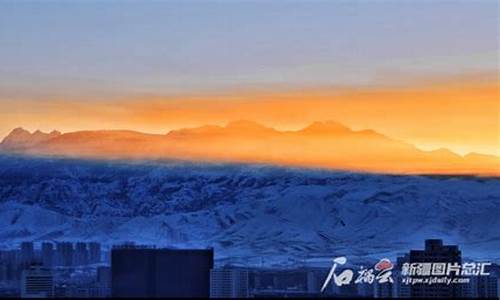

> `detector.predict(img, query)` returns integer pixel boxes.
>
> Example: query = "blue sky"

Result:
[0,0,497,98]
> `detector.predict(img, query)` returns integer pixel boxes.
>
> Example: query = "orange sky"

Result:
[1,74,498,156]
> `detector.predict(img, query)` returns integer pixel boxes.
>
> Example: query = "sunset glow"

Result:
[1,75,498,157]
[0,0,498,174]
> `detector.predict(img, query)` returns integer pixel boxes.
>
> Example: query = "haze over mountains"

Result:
[1,121,499,175]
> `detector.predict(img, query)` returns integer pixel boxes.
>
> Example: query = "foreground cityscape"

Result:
[0,239,497,298]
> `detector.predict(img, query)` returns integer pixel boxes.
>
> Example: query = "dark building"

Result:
[473,275,498,298]
[97,266,111,288]
[374,280,393,298]
[41,242,54,267]
[96,266,112,297]
[20,242,34,265]
[250,268,326,297]
[408,239,462,298]
[462,264,499,298]
[111,247,214,297]
[75,242,89,266]
[0,263,7,281]
[0,250,21,280]
[88,242,101,264]
[394,254,411,298]
[56,242,74,267]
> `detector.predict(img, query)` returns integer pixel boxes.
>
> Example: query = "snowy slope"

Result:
[0,154,499,266]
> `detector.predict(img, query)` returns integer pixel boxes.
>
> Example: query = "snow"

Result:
[0,154,499,266]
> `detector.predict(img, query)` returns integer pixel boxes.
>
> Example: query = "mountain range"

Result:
[1,121,498,175]
[0,155,499,266]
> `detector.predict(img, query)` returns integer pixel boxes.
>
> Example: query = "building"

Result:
[97,266,111,287]
[0,250,21,280]
[20,242,35,265]
[56,242,74,267]
[41,243,54,267]
[75,242,89,266]
[210,267,249,298]
[21,265,54,298]
[54,285,69,298]
[408,239,462,298]
[250,268,325,297]
[0,263,7,282]
[356,282,374,298]
[111,247,214,297]
[393,254,411,298]
[374,281,393,298]
[96,266,112,298]
[475,265,498,298]
[462,272,499,298]
[88,242,101,264]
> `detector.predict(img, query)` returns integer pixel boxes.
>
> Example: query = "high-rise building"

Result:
[97,266,111,288]
[0,263,7,282]
[356,282,374,298]
[306,271,318,294]
[21,265,54,298]
[75,242,89,266]
[88,242,101,264]
[210,267,249,298]
[41,243,54,267]
[96,266,112,297]
[111,247,214,297]
[374,280,393,298]
[56,242,74,267]
[20,242,35,265]
[462,272,498,298]
[476,267,498,298]
[394,254,411,298]
[408,239,462,298]
[1,250,21,280]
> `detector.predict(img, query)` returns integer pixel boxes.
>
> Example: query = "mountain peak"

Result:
[32,130,46,137]
[224,120,278,135]
[301,121,351,134]
[2,127,32,142]
[9,127,31,136]
[225,120,270,130]
[1,127,61,150]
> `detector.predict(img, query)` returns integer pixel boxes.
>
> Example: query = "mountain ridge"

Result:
[0,127,61,150]
[0,156,499,265]
[1,121,498,175]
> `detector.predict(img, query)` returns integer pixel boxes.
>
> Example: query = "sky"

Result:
[0,0,498,156]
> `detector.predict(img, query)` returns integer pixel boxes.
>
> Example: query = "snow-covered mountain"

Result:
[0,154,499,266]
